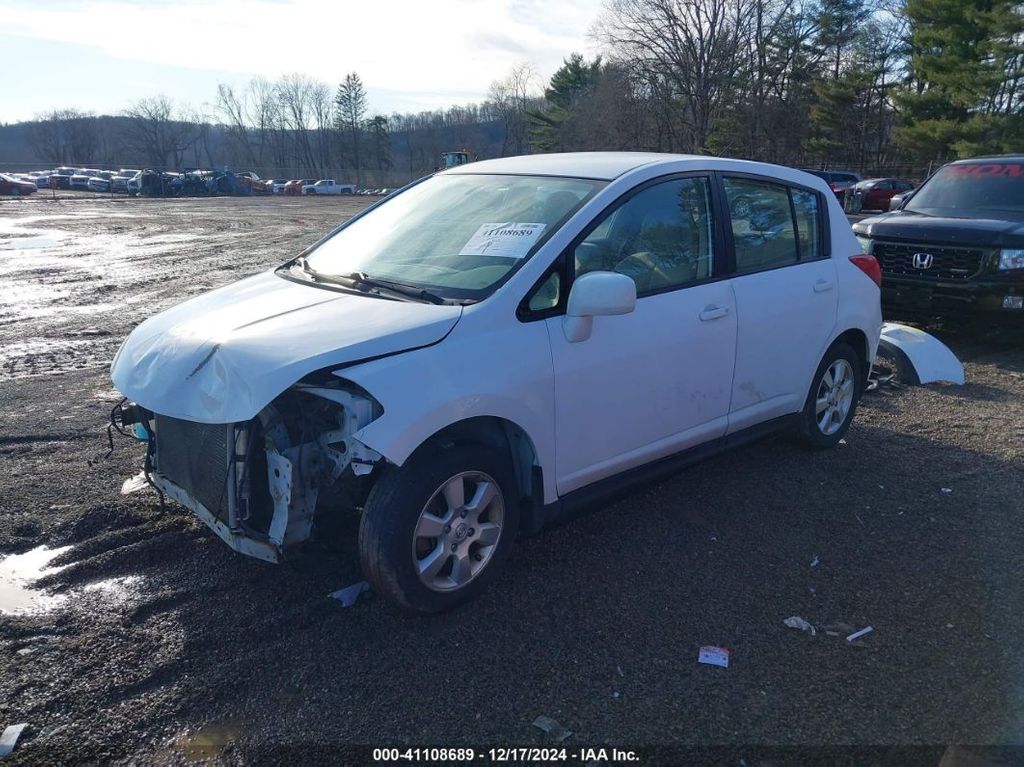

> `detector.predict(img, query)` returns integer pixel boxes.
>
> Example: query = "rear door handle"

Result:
[699,305,730,321]
[814,279,834,293]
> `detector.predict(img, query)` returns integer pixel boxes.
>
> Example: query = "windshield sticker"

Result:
[948,163,1024,178]
[459,222,546,259]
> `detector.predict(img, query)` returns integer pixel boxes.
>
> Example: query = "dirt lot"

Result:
[1,195,1022,763]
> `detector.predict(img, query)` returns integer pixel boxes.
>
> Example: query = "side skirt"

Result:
[525,414,799,534]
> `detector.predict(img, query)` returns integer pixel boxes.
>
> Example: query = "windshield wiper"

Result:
[333,271,447,305]
[289,259,447,304]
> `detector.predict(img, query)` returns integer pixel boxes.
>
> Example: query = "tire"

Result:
[358,442,519,613]
[797,341,862,449]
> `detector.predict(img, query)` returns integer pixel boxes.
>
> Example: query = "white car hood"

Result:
[111,270,462,423]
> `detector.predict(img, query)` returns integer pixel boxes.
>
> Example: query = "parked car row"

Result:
[4,167,142,193]
[3,166,385,199]
[269,179,385,195]
[802,169,918,212]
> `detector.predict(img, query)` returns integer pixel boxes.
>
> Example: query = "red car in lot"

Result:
[851,178,916,212]
[283,179,316,196]
[1,173,38,196]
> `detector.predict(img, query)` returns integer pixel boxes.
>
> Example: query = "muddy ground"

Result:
[0,195,1022,764]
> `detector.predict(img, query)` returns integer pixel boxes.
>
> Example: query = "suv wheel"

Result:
[798,341,861,449]
[358,443,519,613]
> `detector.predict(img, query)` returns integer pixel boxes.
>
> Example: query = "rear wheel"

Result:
[797,341,861,449]
[358,443,519,613]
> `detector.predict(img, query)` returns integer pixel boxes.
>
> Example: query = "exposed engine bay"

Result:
[115,380,383,562]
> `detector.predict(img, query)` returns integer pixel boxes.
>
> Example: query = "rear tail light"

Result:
[850,254,882,288]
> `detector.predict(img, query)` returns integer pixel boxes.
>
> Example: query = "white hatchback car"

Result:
[111,152,882,612]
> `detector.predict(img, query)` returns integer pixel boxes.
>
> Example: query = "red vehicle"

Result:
[283,179,316,195]
[236,171,268,195]
[850,178,916,212]
[0,173,38,196]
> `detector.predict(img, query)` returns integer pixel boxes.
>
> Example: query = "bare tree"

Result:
[488,63,541,155]
[123,96,203,168]
[28,109,100,164]
[596,0,754,151]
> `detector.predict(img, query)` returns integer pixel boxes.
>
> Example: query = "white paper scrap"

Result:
[459,222,546,259]
[0,724,27,757]
[698,646,729,668]
[846,626,874,642]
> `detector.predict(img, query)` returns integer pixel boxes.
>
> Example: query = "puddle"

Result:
[0,545,73,615]
[1,546,145,615]
[174,719,242,762]
[0,232,66,250]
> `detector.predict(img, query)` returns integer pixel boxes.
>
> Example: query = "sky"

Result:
[0,0,607,124]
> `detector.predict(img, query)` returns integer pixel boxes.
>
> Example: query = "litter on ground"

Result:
[698,646,729,668]
[783,616,817,636]
[810,555,820,568]
[847,626,874,642]
[532,716,572,742]
[120,472,150,495]
[328,581,369,607]
[0,724,27,758]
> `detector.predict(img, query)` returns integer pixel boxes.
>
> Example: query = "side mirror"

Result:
[563,271,637,343]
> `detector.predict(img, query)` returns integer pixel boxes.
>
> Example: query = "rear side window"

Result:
[791,188,822,260]
[723,178,798,274]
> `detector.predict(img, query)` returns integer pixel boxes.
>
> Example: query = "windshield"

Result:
[907,162,1024,218]
[301,173,604,300]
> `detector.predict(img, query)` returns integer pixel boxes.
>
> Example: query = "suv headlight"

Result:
[855,235,873,254]
[998,249,1024,271]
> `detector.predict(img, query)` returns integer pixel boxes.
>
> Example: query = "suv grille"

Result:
[154,415,231,520]
[873,241,986,280]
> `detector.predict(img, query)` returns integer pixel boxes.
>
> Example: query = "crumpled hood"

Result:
[111,270,462,423]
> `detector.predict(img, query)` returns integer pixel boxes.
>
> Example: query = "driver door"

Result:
[538,176,738,495]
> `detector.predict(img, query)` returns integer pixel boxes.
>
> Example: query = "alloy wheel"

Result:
[412,471,504,592]
[815,359,855,436]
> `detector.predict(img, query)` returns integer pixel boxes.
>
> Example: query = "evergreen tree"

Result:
[896,0,1024,160]
[334,72,368,185]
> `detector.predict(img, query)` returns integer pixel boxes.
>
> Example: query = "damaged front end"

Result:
[118,380,383,563]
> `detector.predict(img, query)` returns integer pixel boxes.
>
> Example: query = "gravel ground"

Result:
[0,195,1022,764]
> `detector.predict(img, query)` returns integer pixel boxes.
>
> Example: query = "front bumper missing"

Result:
[151,472,283,563]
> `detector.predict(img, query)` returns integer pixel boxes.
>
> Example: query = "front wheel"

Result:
[358,443,519,613]
[797,341,861,449]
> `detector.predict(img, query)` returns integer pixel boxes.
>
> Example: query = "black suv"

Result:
[852,156,1024,319]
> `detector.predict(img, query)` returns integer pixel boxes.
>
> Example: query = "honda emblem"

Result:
[912,252,934,269]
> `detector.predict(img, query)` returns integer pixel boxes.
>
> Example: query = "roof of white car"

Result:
[444,152,836,194]
[444,152,708,180]
[447,151,816,181]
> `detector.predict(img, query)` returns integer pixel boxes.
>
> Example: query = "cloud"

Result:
[0,0,604,110]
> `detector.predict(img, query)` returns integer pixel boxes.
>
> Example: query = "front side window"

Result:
[573,176,715,295]
[302,174,604,300]
[724,178,798,273]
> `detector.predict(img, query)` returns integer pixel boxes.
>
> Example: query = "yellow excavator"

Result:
[439,151,472,170]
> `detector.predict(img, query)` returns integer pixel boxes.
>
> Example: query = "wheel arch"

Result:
[403,416,544,533]
[831,327,871,390]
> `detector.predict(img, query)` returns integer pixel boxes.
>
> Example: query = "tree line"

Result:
[14,0,1023,184]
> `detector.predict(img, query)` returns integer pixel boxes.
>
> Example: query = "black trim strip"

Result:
[522,414,799,534]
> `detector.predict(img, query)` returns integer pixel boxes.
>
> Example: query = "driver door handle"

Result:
[814,279,834,293]
[699,305,730,321]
